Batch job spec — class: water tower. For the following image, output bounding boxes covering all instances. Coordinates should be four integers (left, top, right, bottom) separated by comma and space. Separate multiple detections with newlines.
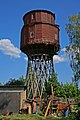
20, 10, 60, 99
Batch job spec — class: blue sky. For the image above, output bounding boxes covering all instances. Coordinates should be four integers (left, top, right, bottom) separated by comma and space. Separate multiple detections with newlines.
0, 0, 80, 84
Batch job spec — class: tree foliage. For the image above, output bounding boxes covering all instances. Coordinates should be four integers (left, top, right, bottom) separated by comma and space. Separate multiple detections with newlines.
45, 72, 59, 96
5, 75, 25, 85
3, 73, 80, 99
0, 82, 3, 86
63, 82, 78, 98
45, 72, 79, 99
65, 12, 80, 83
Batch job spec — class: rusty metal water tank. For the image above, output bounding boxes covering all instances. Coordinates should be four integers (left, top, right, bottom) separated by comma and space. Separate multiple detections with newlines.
20, 10, 60, 56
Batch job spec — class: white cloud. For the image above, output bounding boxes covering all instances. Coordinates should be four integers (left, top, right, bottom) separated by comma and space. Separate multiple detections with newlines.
24, 57, 28, 61
24, 55, 66, 63
24, 47, 68, 63
0, 39, 21, 58
53, 47, 68, 63
61, 47, 66, 52
53, 55, 65, 63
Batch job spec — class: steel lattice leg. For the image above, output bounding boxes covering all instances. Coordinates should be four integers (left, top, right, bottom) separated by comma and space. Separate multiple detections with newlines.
26, 54, 53, 99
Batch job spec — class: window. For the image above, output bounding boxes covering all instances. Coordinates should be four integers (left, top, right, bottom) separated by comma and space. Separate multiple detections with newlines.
30, 32, 34, 38
31, 13, 35, 20
51, 16, 53, 23
55, 34, 58, 40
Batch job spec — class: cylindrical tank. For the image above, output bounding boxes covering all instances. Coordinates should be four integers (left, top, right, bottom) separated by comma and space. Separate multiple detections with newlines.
20, 10, 60, 56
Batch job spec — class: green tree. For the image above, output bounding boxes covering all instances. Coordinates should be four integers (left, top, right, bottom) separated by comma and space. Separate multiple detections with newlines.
65, 12, 80, 84
44, 72, 57, 96
5, 75, 25, 85
55, 82, 66, 98
44, 71, 80, 99
63, 82, 78, 98
0, 82, 3, 86
45, 72, 63, 97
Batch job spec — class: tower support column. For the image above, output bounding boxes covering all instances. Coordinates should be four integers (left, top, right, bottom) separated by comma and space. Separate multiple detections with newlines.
26, 54, 54, 99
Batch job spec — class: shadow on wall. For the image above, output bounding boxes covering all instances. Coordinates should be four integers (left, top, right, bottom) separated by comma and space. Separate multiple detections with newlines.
0, 93, 11, 115
0, 98, 11, 110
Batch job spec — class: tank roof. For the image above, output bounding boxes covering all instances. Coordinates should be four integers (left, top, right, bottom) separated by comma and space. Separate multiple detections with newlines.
23, 9, 55, 20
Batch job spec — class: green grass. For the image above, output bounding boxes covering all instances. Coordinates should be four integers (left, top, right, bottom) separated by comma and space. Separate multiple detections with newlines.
0, 114, 44, 120
0, 113, 77, 120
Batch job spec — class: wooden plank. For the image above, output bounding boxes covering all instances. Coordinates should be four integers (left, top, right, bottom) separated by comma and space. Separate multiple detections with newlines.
44, 99, 52, 117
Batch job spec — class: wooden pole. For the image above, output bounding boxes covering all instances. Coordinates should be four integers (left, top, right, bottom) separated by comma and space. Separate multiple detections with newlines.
44, 99, 52, 117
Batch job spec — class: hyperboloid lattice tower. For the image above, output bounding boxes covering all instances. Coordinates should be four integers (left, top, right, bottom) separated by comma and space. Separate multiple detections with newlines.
20, 10, 60, 99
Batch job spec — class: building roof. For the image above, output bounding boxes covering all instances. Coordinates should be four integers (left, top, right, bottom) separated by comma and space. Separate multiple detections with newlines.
23, 9, 55, 20
0, 85, 26, 92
